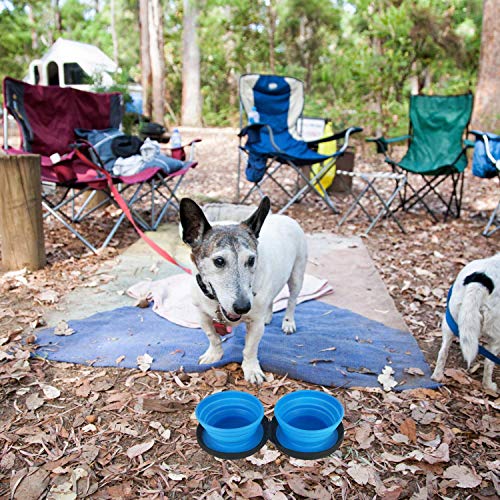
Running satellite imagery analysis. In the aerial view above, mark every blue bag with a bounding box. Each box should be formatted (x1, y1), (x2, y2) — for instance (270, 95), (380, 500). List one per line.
(75, 128), (125, 171)
(472, 130), (500, 179)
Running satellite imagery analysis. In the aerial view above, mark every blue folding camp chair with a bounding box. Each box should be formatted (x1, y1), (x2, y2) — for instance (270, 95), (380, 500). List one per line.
(470, 130), (500, 237)
(237, 74), (362, 214)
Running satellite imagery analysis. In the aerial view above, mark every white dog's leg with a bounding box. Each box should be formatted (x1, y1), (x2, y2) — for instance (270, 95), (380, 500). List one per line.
(198, 313), (224, 365)
(242, 318), (266, 384)
(281, 255), (306, 334)
(264, 304), (273, 325)
(482, 339), (499, 393)
(432, 319), (455, 382)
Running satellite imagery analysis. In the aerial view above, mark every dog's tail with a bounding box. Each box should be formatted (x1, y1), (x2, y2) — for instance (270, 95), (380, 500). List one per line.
(458, 272), (495, 367)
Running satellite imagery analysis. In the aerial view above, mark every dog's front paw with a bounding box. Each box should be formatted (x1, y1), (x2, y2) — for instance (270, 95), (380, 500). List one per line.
(483, 381), (498, 394)
(199, 346), (223, 365)
(242, 360), (267, 385)
(431, 368), (444, 382)
(281, 317), (296, 334)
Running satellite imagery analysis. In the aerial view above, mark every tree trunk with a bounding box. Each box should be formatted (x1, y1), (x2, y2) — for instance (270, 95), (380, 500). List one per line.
(110, 0), (119, 66)
(472, 0), (500, 132)
(181, 0), (202, 126)
(139, 0), (152, 118)
(0, 155), (46, 270)
(27, 5), (38, 51)
(148, 0), (166, 125)
(266, 0), (277, 73)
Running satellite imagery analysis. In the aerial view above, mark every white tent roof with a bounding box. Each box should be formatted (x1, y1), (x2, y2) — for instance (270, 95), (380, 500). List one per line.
(38, 38), (117, 76)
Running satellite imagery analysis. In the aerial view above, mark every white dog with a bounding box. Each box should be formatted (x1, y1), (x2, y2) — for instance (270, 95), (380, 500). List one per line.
(432, 252), (500, 393)
(179, 196), (307, 384)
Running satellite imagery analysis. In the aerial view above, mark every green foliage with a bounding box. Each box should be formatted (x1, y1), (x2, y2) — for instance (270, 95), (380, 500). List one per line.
(0, 0), (483, 133)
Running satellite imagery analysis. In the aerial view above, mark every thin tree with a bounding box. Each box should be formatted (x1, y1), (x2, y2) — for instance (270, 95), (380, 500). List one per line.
(148, 0), (166, 124)
(266, 0), (277, 73)
(110, 0), (119, 66)
(472, 0), (500, 132)
(181, 0), (201, 126)
(139, 0), (152, 118)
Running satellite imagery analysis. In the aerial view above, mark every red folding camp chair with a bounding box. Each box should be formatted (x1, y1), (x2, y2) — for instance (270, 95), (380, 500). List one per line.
(2, 77), (199, 253)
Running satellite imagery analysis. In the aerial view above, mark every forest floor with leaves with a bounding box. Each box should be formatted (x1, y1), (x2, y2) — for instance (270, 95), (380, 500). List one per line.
(0, 128), (499, 499)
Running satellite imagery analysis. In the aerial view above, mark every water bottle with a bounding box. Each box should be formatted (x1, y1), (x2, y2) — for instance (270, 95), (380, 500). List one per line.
(171, 128), (182, 148)
(248, 106), (260, 125)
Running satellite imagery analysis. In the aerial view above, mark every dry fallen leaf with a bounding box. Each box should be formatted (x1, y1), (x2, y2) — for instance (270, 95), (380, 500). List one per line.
(246, 446), (280, 466)
(115, 355), (126, 364)
(444, 368), (471, 385)
(443, 465), (482, 488)
(167, 472), (186, 481)
(137, 353), (153, 372)
(378, 365), (398, 391)
(355, 423), (375, 449)
(405, 367), (424, 376)
(40, 384), (61, 400)
(11, 467), (50, 500)
(126, 439), (155, 459)
(54, 320), (75, 336)
(37, 290), (59, 304)
(25, 392), (44, 411)
(346, 464), (371, 485)
(399, 418), (417, 443)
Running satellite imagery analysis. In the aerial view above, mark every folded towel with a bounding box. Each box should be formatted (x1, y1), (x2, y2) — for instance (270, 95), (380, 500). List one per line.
(127, 273), (333, 328)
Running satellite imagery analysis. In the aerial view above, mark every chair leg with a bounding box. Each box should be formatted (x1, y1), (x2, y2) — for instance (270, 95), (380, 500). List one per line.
(42, 200), (98, 253)
(365, 177), (406, 234)
(337, 172), (406, 234)
(278, 160), (339, 214)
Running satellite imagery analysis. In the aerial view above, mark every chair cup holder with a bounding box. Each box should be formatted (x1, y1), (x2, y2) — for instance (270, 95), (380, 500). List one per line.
(196, 390), (345, 460)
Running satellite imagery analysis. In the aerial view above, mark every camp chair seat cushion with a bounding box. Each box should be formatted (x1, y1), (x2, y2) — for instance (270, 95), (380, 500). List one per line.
(241, 128), (332, 166)
(390, 158), (467, 176)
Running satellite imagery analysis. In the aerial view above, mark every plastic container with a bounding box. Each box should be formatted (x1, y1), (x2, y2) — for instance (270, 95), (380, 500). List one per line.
(195, 391), (265, 454)
(274, 390), (344, 453)
(195, 389), (345, 460)
(248, 106), (260, 124)
(170, 128), (182, 148)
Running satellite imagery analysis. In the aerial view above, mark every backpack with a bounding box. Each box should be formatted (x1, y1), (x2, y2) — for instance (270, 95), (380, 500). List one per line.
(472, 131), (500, 179)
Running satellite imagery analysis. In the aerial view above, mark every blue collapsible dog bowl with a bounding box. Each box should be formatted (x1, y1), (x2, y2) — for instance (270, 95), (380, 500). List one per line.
(273, 390), (344, 455)
(195, 391), (266, 459)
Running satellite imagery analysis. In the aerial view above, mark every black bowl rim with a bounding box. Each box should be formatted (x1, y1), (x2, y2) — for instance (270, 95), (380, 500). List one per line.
(268, 416), (344, 460)
(196, 417), (269, 460)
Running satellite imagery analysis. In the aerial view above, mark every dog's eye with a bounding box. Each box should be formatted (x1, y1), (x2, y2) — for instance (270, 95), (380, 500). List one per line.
(213, 257), (225, 268)
(247, 256), (255, 267)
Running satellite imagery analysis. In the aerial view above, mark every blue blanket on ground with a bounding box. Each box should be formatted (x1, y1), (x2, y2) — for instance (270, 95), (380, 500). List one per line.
(35, 301), (437, 390)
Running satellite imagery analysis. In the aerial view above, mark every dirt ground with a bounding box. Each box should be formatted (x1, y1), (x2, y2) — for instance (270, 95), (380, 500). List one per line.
(0, 128), (498, 499)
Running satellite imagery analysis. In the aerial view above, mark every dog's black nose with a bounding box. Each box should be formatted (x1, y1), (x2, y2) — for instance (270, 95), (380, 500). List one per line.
(233, 300), (251, 315)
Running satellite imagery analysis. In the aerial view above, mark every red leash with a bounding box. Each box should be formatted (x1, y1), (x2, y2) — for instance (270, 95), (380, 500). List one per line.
(74, 148), (192, 274)
(74, 146), (232, 334)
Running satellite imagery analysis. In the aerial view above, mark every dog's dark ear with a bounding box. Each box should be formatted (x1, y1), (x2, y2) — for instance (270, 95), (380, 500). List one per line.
(180, 198), (211, 247)
(242, 196), (271, 238)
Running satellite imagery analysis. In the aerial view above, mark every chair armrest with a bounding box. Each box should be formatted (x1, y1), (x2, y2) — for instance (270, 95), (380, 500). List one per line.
(238, 123), (268, 137)
(164, 138), (202, 149)
(239, 123), (283, 154)
(366, 135), (411, 155)
(306, 127), (363, 147)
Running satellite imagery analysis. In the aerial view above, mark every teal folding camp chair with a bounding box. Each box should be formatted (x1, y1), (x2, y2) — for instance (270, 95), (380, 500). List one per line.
(368, 94), (473, 221)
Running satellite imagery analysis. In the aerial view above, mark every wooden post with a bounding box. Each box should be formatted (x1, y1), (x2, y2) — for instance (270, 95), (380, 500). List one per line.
(0, 154), (46, 270)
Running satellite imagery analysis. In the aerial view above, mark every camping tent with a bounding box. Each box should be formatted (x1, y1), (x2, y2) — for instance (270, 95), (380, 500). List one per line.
(26, 38), (117, 89)
(25, 38), (143, 114)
